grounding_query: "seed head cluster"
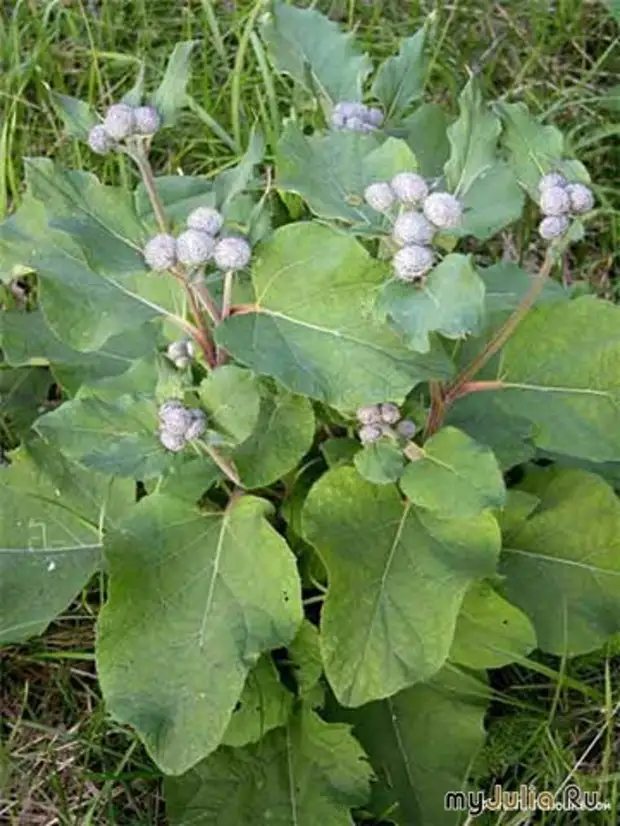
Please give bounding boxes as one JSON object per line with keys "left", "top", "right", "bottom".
{"left": 158, "top": 400, "right": 206, "bottom": 452}
{"left": 355, "top": 404, "right": 416, "bottom": 446}
{"left": 142, "top": 205, "right": 252, "bottom": 273}
{"left": 537, "top": 172, "right": 595, "bottom": 240}
{"left": 363, "top": 172, "right": 463, "bottom": 284}
{"left": 330, "top": 102, "right": 384, "bottom": 133}
{"left": 87, "top": 102, "right": 161, "bottom": 154}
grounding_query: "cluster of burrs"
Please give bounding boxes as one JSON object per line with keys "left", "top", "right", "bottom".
{"left": 158, "top": 400, "right": 206, "bottom": 452}
{"left": 142, "top": 206, "right": 252, "bottom": 272}
{"left": 330, "top": 101, "right": 384, "bottom": 133}
{"left": 537, "top": 172, "right": 595, "bottom": 240}
{"left": 356, "top": 403, "right": 417, "bottom": 446}
{"left": 363, "top": 173, "right": 463, "bottom": 283}
{"left": 87, "top": 102, "right": 161, "bottom": 154}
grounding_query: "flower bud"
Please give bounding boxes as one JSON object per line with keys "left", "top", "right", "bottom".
{"left": 359, "top": 424, "right": 383, "bottom": 445}
{"left": 187, "top": 206, "right": 224, "bottom": 235}
{"left": 103, "top": 103, "right": 136, "bottom": 140}
{"left": 538, "top": 172, "right": 568, "bottom": 192}
{"left": 539, "top": 186, "right": 570, "bottom": 216}
{"left": 176, "top": 229, "right": 216, "bottom": 267}
{"left": 356, "top": 404, "right": 382, "bottom": 425}
{"left": 566, "top": 183, "right": 594, "bottom": 214}
{"left": 158, "top": 400, "right": 193, "bottom": 435}
{"left": 392, "top": 211, "right": 435, "bottom": 246}
{"left": 214, "top": 236, "right": 252, "bottom": 271}
{"left": 423, "top": 192, "right": 463, "bottom": 229}
{"left": 134, "top": 105, "right": 161, "bottom": 135}
{"left": 363, "top": 182, "right": 395, "bottom": 213}
{"left": 379, "top": 403, "right": 401, "bottom": 425}
{"left": 366, "top": 107, "right": 384, "bottom": 127}
{"left": 393, "top": 245, "right": 434, "bottom": 281}
{"left": 159, "top": 429, "right": 186, "bottom": 452}
{"left": 538, "top": 215, "right": 569, "bottom": 240}
{"left": 391, "top": 173, "right": 428, "bottom": 205}
{"left": 396, "top": 419, "right": 417, "bottom": 439}
{"left": 143, "top": 233, "right": 177, "bottom": 271}
{"left": 185, "top": 409, "right": 207, "bottom": 441}
{"left": 87, "top": 124, "right": 115, "bottom": 155}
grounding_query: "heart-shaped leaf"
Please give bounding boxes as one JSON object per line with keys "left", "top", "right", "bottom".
{"left": 340, "top": 666, "right": 489, "bottom": 826}
{"left": 496, "top": 297, "right": 620, "bottom": 462}
{"left": 500, "top": 469, "right": 620, "bottom": 655}
{"left": 450, "top": 580, "right": 537, "bottom": 669}
{"left": 371, "top": 23, "right": 430, "bottom": 122}
{"left": 216, "top": 223, "right": 453, "bottom": 409}
{"left": 0, "top": 440, "right": 132, "bottom": 645}
{"left": 260, "top": 0, "right": 372, "bottom": 104}
{"left": 302, "top": 466, "right": 500, "bottom": 706}
{"left": 97, "top": 493, "right": 303, "bottom": 775}
{"left": 377, "top": 254, "right": 485, "bottom": 353}
{"left": 165, "top": 707, "right": 372, "bottom": 826}
{"left": 399, "top": 426, "right": 505, "bottom": 518}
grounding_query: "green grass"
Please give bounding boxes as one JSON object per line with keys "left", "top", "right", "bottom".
{"left": 1, "top": 1, "right": 619, "bottom": 823}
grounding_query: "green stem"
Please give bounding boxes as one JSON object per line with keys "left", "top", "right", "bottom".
{"left": 445, "top": 249, "right": 555, "bottom": 402}
{"left": 128, "top": 146, "right": 219, "bottom": 366}
{"left": 422, "top": 249, "right": 555, "bottom": 439}
{"left": 129, "top": 146, "right": 168, "bottom": 233}
{"left": 199, "top": 440, "right": 244, "bottom": 488}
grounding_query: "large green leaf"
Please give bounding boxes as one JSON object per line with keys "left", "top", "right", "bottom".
{"left": 221, "top": 656, "right": 292, "bottom": 748}
{"left": 35, "top": 393, "right": 169, "bottom": 480}
{"left": 353, "top": 440, "right": 406, "bottom": 485}
{"left": 445, "top": 80, "right": 523, "bottom": 240}
{"left": 232, "top": 387, "right": 315, "bottom": 489}
{"left": 459, "top": 163, "right": 525, "bottom": 241}
{"left": 495, "top": 297, "right": 620, "bottom": 462}
{"left": 0, "top": 440, "right": 132, "bottom": 645}
{"left": 0, "top": 366, "right": 51, "bottom": 441}
{"left": 288, "top": 619, "right": 324, "bottom": 703}
{"left": 498, "top": 102, "right": 590, "bottom": 198}
{"left": 478, "top": 261, "right": 568, "bottom": 317}
{"left": 165, "top": 707, "right": 372, "bottom": 826}
{"left": 450, "top": 581, "right": 537, "bottom": 669}
{"left": 49, "top": 92, "right": 98, "bottom": 140}
{"left": 276, "top": 125, "right": 419, "bottom": 228}
{"left": 276, "top": 123, "right": 380, "bottom": 225}
{"left": 302, "top": 466, "right": 500, "bottom": 706}
{"left": 500, "top": 469, "right": 620, "bottom": 656}
{"left": 444, "top": 393, "right": 535, "bottom": 472}
{"left": 371, "top": 24, "right": 429, "bottom": 122}
{"left": 377, "top": 254, "right": 485, "bottom": 353}
{"left": 150, "top": 41, "right": 196, "bottom": 127}
{"left": 399, "top": 426, "right": 505, "bottom": 518}
{"left": 260, "top": 0, "right": 372, "bottom": 104}
{"left": 445, "top": 79, "right": 502, "bottom": 196}
{"left": 0, "top": 308, "right": 159, "bottom": 395}
{"left": 450, "top": 260, "right": 567, "bottom": 385}
{"left": 199, "top": 365, "right": 261, "bottom": 445}
{"left": 97, "top": 493, "right": 303, "bottom": 775}
{"left": 398, "top": 102, "right": 450, "bottom": 178}
{"left": 216, "top": 224, "right": 453, "bottom": 409}
{"left": 344, "top": 666, "right": 489, "bottom": 826}
{"left": 0, "top": 165, "right": 178, "bottom": 351}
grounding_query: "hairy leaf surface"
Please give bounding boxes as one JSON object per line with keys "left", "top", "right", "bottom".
{"left": 302, "top": 467, "right": 500, "bottom": 706}
{"left": 0, "top": 441, "right": 131, "bottom": 644}
{"left": 165, "top": 707, "right": 372, "bottom": 825}
{"left": 500, "top": 469, "right": 620, "bottom": 655}
{"left": 97, "top": 493, "right": 303, "bottom": 775}
{"left": 216, "top": 224, "right": 453, "bottom": 408}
